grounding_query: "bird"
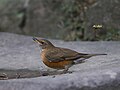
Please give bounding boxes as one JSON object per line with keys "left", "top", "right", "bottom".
{"left": 33, "top": 37, "right": 107, "bottom": 73}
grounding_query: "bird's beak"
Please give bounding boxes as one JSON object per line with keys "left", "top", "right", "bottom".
{"left": 33, "top": 37, "right": 41, "bottom": 44}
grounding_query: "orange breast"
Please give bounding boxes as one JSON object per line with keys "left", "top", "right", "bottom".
{"left": 43, "top": 58, "right": 72, "bottom": 69}
{"left": 41, "top": 51, "right": 72, "bottom": 69}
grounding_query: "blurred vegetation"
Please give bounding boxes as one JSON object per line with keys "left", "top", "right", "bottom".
{"left": 0, "top": 0, "right": 120, "bottom": 41}
{"left": 59, "top": 0, "right": 120, "bottom": 41}
{"left": 44, "top": 0, "right": 120, "bottom": 41}
{"left": 104, "top": 29, "right": 120, "bottom": 41}
{"left": 43, "top": 0, "right": 89, "bottom": 41}
{"left": 59, "top": 0, "right": 88, "bottom": 41}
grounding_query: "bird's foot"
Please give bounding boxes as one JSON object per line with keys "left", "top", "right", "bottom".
{"left": 60, "top": 69, "right": 73, "bottom": 74}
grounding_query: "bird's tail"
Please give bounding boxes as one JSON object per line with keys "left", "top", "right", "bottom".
{"left": 89, "top": 53, "right": 107, "bottom": 56}
{"left": 78, "top": 53, "right": 107, "bottom": 59}
{"left": 74, "top": 53, "right": 107, "bottom": 64}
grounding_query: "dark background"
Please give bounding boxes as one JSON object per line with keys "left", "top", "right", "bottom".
{"left": 0, "top": 0, "right": 120, "bottom": 41}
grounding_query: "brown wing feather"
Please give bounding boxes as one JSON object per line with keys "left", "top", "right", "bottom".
{"left": 45, "top": 47, "right": 80, "bottom": 62}
{"left": 45, "top": 47, "right": 107, "bottom": 62}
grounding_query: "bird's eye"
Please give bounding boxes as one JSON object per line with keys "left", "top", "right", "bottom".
{"left": 41, "top": 41, "right": 44, "bottom": 44}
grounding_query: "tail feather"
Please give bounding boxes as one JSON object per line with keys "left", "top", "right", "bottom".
{"left": 74, "top": 53, "right": 107, "bottom": 64}
{"left": 90, "top": 53, "right": 107, "bottom": 56}
{"left": 78, "top": 53, "right": 107, "bottom": 59}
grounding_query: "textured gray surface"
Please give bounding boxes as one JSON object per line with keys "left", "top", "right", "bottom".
{"left": 0, "top": 32, "right": 120, "bottom": 90}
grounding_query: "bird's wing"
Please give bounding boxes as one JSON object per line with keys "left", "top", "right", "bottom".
{"left": 45, "top": 47, "right": 82, "bottom": 62}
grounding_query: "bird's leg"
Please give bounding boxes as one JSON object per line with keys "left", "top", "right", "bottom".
{"left": 62, "top": 64, "right": 73, "bottom": 74}
{"left": 63, "top": 66, "right": 69, "bottom": 73}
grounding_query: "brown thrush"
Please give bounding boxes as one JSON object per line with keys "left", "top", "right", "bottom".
{"left": 33, "top": 37, "right": 107, "bottom": 73}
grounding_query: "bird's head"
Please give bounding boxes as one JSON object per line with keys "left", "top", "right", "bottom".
{"left": 33, "top": 37, "right": 54, "bottom": 49}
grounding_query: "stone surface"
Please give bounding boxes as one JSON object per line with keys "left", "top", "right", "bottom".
{"left": 0, "top": 32, "right": 120, "bottom": 90}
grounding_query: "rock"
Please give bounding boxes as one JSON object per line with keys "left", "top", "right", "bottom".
{"left": 0, "top": 32, "right": 120, "bottom": 90}
{"left": 0, "top": 0, "right": 62, "bottom": 39}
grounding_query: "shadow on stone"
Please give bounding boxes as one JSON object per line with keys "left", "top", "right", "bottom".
{"left": 0, "top": 69, "right": 72, "bottom": 80}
